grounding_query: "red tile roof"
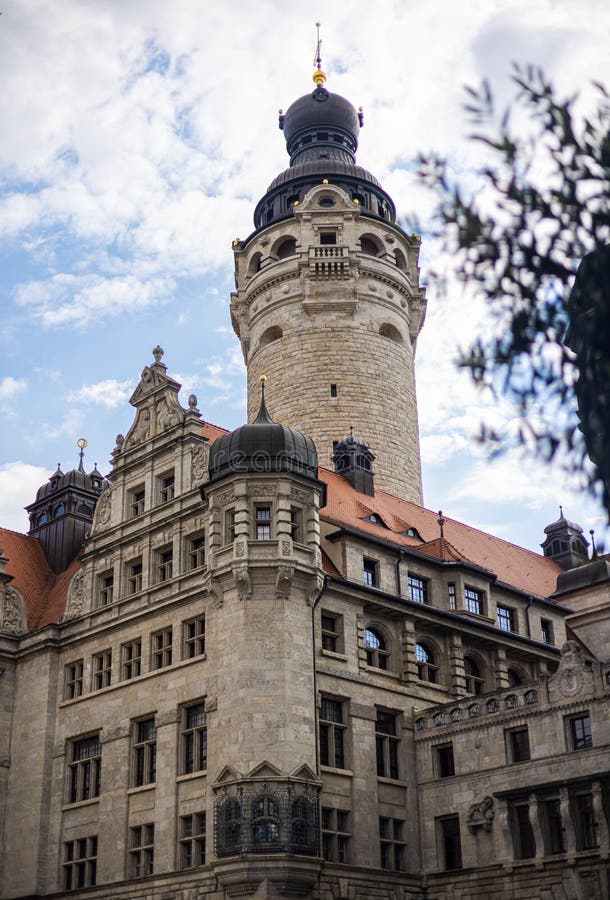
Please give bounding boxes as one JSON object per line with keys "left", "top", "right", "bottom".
{"left": 0, "top": 527, "right": 57, "bottom": 630}
{"left": 318, "top": 468, "right": 562, "bottom": 599}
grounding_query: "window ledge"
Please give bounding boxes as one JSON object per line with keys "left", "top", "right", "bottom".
{"left": 320, "top": 649, "right": 348, "bottom": 662}
{"left": 320, "top": 765, "right": 353, "bottom": 777}
{"left": 127, "top": 784, "right": 156, "bottom": 796}
{"left": 377, "top": 776, "right": 408, "bottom": 787}
{"left": 176, "top": 770, "right": 207, "bottom": 783}
{"left": 62, "top": 797, "right": 100, "bottom": 812}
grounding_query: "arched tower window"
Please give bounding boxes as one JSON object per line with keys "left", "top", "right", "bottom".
{"left": 379, "top": 323, "right": 403, "bottom": 344}
{"left": 415, "top": 643, "right": 438, "bottom": 683}
{"left": 248, "top": 252, "right": 262, "bottom": 275}
{"left": 36, "top": 511, "right": 49, "bottom": 527}
{"left": 394, "top": 249, "right": 407, "bottom": 270}
{"left": 364, "top": 627, "right": 390, "bottom": 670}
{"left": 53, "top": 503, "right": 65, "bottom": 518}
{"left": 274, "top": 236, "right": 297, "bottom": 259}
{"left": 360, "top": 235, "right": 382, "bottom": 256}
{"left": 464, "top": 656, "right": 484, "bottom": 695}
{"left": 259, "top": 326, "right": 283, "bottom": 350}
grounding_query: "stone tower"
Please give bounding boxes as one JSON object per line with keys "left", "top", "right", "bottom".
{"left": 230, "top": 68, "right": 427, "bottom": 503}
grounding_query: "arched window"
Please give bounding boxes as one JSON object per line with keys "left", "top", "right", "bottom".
{"left": 251, "top": 795, "right": 280, "bottom": 846}
{"left": 464, "top": 656, "right": 484, "bottom": 695}
{"left": 259, "top": 325, "right": 283, "bottom": 349}
{"left": 379, "top": 323, "right": 403, "bottom": 344}
{"left": 364, "top": 627, "right": 389, "bottom": 670}
{"left": 360, "top": 235, "right": 381, "bottom": 256}
{"left": 248, "top": 252, "right": 262, "bottom": 275}
{"left": 53, "top": 503, "right": 65, "bottom": 518}
{"left": 415, "top": 643, "right": 438, "bottom": 683}
{"left": 507, "top": 668, "right": 523, "bottom": 687}
{"left": 394, "top": 249, "right": 407, "bottom": 270}
{"left": 36, "top": 511, "right": 49, "bottom": 526}
{"left": 274, "top": 236, "right": 297, "bottom": 259}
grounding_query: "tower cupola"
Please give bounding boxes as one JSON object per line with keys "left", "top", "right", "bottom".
{"left": 332, "top": 428, "right": 375, "bottom": 496}
{"left": 541, "top": 507, "right": 589, "bottom": 570}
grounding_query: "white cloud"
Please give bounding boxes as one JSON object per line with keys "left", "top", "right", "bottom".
{"left": 39, "top": 409, "right": 85, "bottom": 442}
{"left": 0, "top": 462, "right": 50, "bottom": 533}
{"left": 67, "top": 379, "right": 135, "bottom": 409}
{"left": 0, "top": 376, "right": 27, "bottom": 400}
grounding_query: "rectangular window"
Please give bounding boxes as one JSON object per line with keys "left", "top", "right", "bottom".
{"left": 321, "top": 808, "right": 350, "bottom": 863}
{"left": 464, "top": 587, "right": 482, "bottom": 615}
{"left": 179, "top": 812, "right": 206, "bottom": 868}
{"left": 121, "top": 640, "right": 142, "bottom": 680}
{"left": 126, "top": 559, "right": 143, "bottom": 595}
{"left": 181, "top": 702, "right": 207, "bottom": 774}
{"left": 448, "top": 583, "right": 456, "bottom": 610}
{"left": 129, "top": 823, "right": 154, "bottom": 877}
{"left": 321, "top": 611, "right": 342, "bottom": 653}
{"left": 506, "top": 727, "right": 531, "bottom": 763}
{"left": 541, "top": 619, "right": 554, "bottom": 644}
{"left": 188, "top": 534, "right": 205, "bottom": 570}
{"left": 408, "top": 574, "right": 428, "bottom": 604}
{"left": 151, "top": 627, "right": 172, "bottom": 669}
{"left": 330, "top": 383, "right": 338, "bottom": 398}
{"left": 129, "top": 486, "right": 145, "bottom": 518}
{"left": 132, "top": 718, "right": 156, "bottom": 787}
{"left": 497, "top": 605, "right": 516, "bottom": 632}
{"left": 67, "top": 735, "right": 101, "bottom": 804}
{"left": 91, "top": 650, "right": 112, "bottom": 691}
{"left": 159, "top": 472, "right": 175, "bottom": 504}
{"left": 575, "top": 793, "right": 598, "bottom": 850}
{"left": 375, "top": 710, "right": 399, "bottom": 780}
{"left": 436, "top": 743, "right": 455, "bottom": 778}
{"left": 512, "top": 803, "right": 536, "bottom": 859}
{"left": 225, "top": 509, "right": 235, "bottom": 544}
{"left": 379, "top": 817, "right": 406, "bottom": 871}
{"left": 290, "top": 507, "right": 302, "bottom": 542}
{"left": 183, "top": 615, "right": 206, "bottom": 659}
{"left": 320, "top": 231, "right": 337, "bottom": 245}
{"left": 566, "top": 713, "right": 592, "bottom": 750}
{"left": 156, "top": 546, "right": 173, "bottom": 583}
{"left": 319, "top": 697, "right": 346, "bottom": 769}
{"left": 63, "top": 835, "right": 97, "bottom": 890}
{"left": 363, "top": 557, "right": 379, "bottom": 588}
{"left": 97, "top": 571, "right": 114, "bottom": 607}
{"left": 255, "top": 505, "right": 271, "bottom": 540}
{"left": 438, "top": 815, "right": 462, "bottom": 870}
{"left": 541, "top": 798, "right": 565, "bottom": 855}
{"left": 64, "top": 660, "right": 84, "bottom": 700}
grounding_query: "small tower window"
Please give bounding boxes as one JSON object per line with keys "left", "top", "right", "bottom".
{"left": 255, "top": 506, "right": 271, "bottom": 540}
{"left": 320, "top": 232, "right": 337, "bottom": 244}
{"left": 330, "top": 384, "right": 337, "bottom": 398}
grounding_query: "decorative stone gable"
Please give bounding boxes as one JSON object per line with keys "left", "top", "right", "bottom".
{"left": 122, "top": 346, "right": 186, "bottom": 451}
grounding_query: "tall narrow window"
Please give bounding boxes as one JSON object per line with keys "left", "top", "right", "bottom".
{"left": 506, "top": 727, "right": 530, "bottom": 763}
{"left": 464, "top": 587, "right": 482, "bottom": 615}
{"left": 512, "top": 803, "right": 536, "bottom": 859}
{"left": 379, "top": 817, "right": 406, "bottom": 871}
{"left": 132, "top": 718, "right": 156, "bottom": 786}
{"left": 541, "top": 799, "right": 565, "bottom": 855}
{"left": 183, "top": 615, "right": 205, "bottom": 659}
{"left": 179, "top": 812, "right": 206, "bottom": 868}
{"left": 63, "top": 836, "right": 97, "bottom": 890}
{"left": 97, "top": 571, "right": 114, "bottom": 607}
{"left": 321, "top": 612, "right": 342, "bottom": 653}
{"left": 448, "top": 583, "right": 456, "bottom": 610}
{"left": 566, "top": 713, "right": 592, "bottom": 750}
{"left": 290, "top": 507, "right": 302, "bottom": 542}
{"left": 129, "top": 487, "right": 145, "bottom": 518}
{"left": 321, "top": 808, "right": 350, "bottom": 863}
{"left": 156, "top": 547, "right": 173, "bottom": 583}
{"left": 159, "top": 472, "right": 175, "bottom": 503}
{"left": 415, "top": 643, "right": 438, "bottom": 683}
{"left": 255, "top": 506, "right": 271, "bottom": 540}
{"left": 497, "top": 605, "right": 516, "bottom": 632}
{"left": 330, "top": 383, "right": 338, "bottom": 398}
{"left": 575, "top": 793, "right": 598, "bottom": 850}
{"left": 151, "top": 627, "right": 172, "bottom": 669}
{"left": 319, "top": 697, "right": 346, "bottom": 769}
{"left": 363, "top": 557, "right": 379, "bottom": 587}
{"left": 129, "top": 823, "right": 154, "bottom": 877}
{"left": 188, "top": 534, "right": 205, "bottom": 569}
{"left": 541, "top": 619, "right": 554, "bottom": 644}
{"left": 91, "top": 650, "right": 112, "bottom": 690}
{"left": 225, "top": 509, "right": 235, "bottom": 544}
{"left": 121, "top": 639, "right": 142, "bottom": 679}
{"left": 365, "top": 627, "right": 389, "bottom": 669}
{"left": 438, "top": 815, "right": 462, "bottom": 870}
{"left": 375, "top": 710, "right": 399, "bottom": 779}
{"left": 126, "top": 559, "right": 143, "bottom": 595}
{"left": 436, "top": 744, "right": 455, "bottom": 778}
{"left": 67, "top": 735, "right": 101, "bottom": 804}
{"left": 181, "top": 702, "right": 207, "bottom": 773}
{"left": 408, "top": 575, "right": 428, "bottom": 604}
{"left": 64, "top": 661, "right": 84, "bottom": 700}
{"left": 464, "top": 656, "right": 484, "bottom": 695}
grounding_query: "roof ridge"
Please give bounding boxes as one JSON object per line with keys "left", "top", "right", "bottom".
{"left": 0, "top": 526, "right": 38, "bottom": 542}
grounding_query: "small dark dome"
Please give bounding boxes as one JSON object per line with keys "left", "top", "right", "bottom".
{"left": 208, "top": 389, "right": 319, "bottom": 484}
{"left": 282, "top": 85, "right": 360, "bottom": 156}
{"left": 34, "top": 465, "right": 107, "bottom": 501}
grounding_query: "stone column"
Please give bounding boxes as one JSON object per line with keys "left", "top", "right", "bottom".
{"left": 449, "top": 635, "right": 466, "bottom": 698}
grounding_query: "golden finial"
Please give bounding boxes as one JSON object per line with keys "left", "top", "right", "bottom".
{"left": 312, "top": 21, "right": 326, "bottom": 86}
{"left": 232, "top": 237, "right": 240, "bottom": 248}
{"left": 322, "top": 178, "right": 329, "bottom": 184}
{"left": 353, "top": 198, "right": 359, "bottom": 205}
{"left": 260, "top": 374, "right": 267, "bottom": 383}
{"left": 294, "top": 200, "right": 299, "bottom": 206}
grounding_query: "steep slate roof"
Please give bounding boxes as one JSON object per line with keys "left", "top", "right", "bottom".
{"left": 319, "top": 468, "right": 563, "bottom": 599}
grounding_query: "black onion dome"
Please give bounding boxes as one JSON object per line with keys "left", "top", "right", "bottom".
{"left": 282, "top": 85, "right": 361, "bottom": 164}
{"left": 208, "top": 389, "right": 319, "bottom": 484}
{"left": 34, "top": 464, "right": 107, "bottom": 501}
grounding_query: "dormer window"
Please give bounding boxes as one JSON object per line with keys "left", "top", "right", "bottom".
{"left": 362, "top": 513, "right": 384, "bottom": 526}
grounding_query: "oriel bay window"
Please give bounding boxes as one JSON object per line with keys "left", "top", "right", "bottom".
{"left": 319, "top": 697, "right": 346, "bottom": 769}
{"left": 375, "top": 710, "right": 400, "bottom": 779}
{"left": 68, "top": 735, "right": 101, "bottom": 804}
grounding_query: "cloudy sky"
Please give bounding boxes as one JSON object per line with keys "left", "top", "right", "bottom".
{"left": 1, "top": 0, "right": 609, "bottom": 553}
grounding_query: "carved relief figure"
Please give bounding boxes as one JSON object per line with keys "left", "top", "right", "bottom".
{"left": 0, "top": 586, "right": 27, "bottom": 636}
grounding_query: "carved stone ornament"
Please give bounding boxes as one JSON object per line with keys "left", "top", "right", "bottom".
{"left": 233, "top": 565, "right": 252, "bottom": 601}
{"left": 557, "top": 640, "right": 585, "bottom": 696}
{"left": 216, "top": 489, "right": 236, "bottom": 507}
{"left": 276, "top": 564, "right": 294, "bottom": 600}
{"left": 124, "top": 405, "right": 152, "bottom": 448}
{"left": 191, "top": 442, "right": 210, "bottom": 487}
{"left": 290, "top": 487, "right": 309, "bottom": 504}
{"left": 91, "top": 487, "right": 112, "bottom": 533}
{"left": 0, "top": 586, "right": 27, "bottom": 636}
{"left": 281, "top": 539, "right": 291, "bottom": 557}
{"left": 205, "top": 575, "right": 223, "bottom": 609}
{"left": 467, "top": 796, "right": 494, "bottom": 833}
{"left": 63, "top": 570, "right": 85, "bottom": 621}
